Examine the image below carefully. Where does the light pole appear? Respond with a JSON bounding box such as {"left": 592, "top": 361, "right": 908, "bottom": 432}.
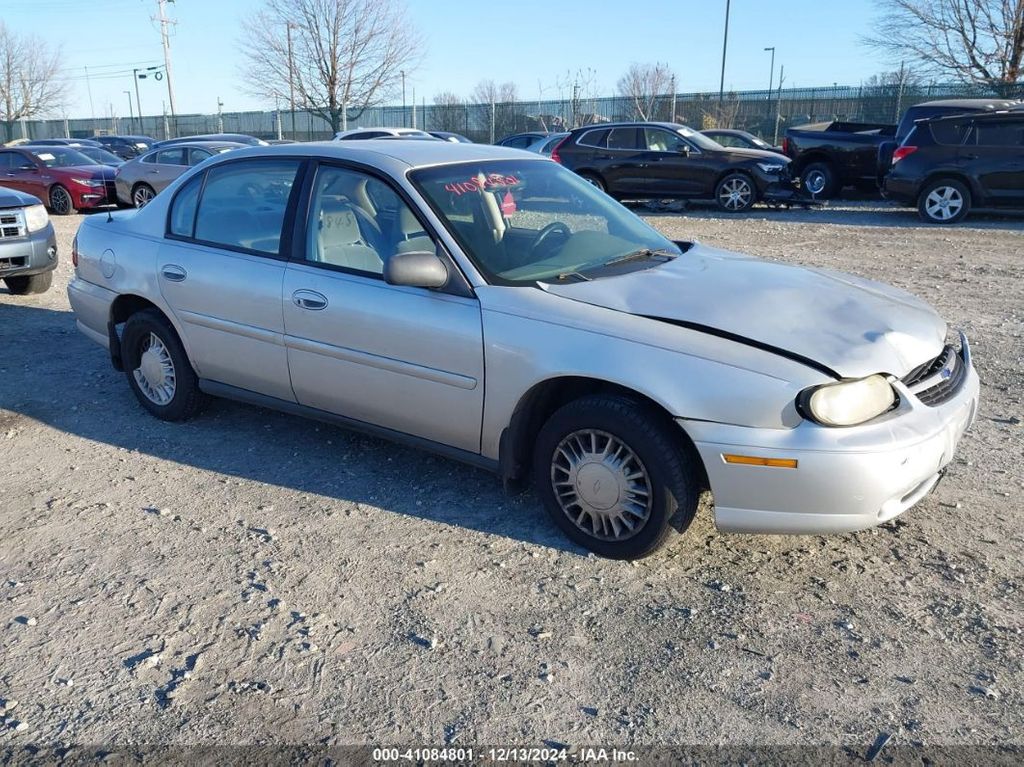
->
{"left": 124, "top": 91, "right": 135, "bottom": 134}
{"left": 718, "top": 0, "right": 731, "bottom": 107}
{"left": 764, "top": 47, "right": 776, "bottom": 97}
{"left": 217, "top": 97, "right": 224, "bottom": 133}
{"left": 401, "top": 70, "right": 407, "bottom": 127}
{"left": 286, "top": 22, "right": 297, "bottom": 138}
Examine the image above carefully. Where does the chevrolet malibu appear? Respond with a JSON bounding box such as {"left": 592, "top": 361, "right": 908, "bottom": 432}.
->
{"left": 67, "top": 142, "right": 979, "bottom": 559}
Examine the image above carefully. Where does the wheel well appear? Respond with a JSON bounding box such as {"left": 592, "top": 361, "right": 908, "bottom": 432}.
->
{"left": 499, "top": 376, "right": 709, "bottom": 492}
{"left": 793, "top": 153, "right": 833, "bottom": 174}
{"left": 107, "top": 294, "right": 166, "bottom": 371}
{"left": 715, "top": 168, "right": 755, "bottom": 189}
{"left": 920, "top": 172, "right": 975, "bottom": 203}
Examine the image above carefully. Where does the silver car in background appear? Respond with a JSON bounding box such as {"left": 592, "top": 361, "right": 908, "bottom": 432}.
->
{"left": 114, "top": 141, "right": 243, "bottom": 208}
{"left": 68, "top": 142, "right": 979, "bottom": 559}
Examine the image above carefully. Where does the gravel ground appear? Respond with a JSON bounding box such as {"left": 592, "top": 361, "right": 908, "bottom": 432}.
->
{"left": 1, "top": 199, "right": 1022, "bottom": 761}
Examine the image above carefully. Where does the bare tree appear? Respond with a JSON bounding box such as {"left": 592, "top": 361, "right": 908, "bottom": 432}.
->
{"left": 431, "top": 91, "right": 465, "bottom": 133}
{"left": 239, "top": 0, "right": 422, "bottom": 133}
{"left": 471, "top": 80, "right": 520, "bottom": 141}
{"left": 865, "top": 1, "right": 1024, "bottom": 95}
{"left": 0, "top": 22, "right": 66, "bottom": 142}
{"left": 616, "top": 62, "right": 676, "bottom": 121}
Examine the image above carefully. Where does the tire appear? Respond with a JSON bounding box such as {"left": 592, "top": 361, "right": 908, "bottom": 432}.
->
{"left": 132, "top": 183, "right": 156, "bottom": 209}
{"left": 121, "top": 309, "right": 204, "bottom": 421}
{"left": 917, "top": 178, "right": 970, "bottom": 224}
{"left": 532, "top": 394, "right": 701, "bottom": 560}
{"left": 577, "top": 172, "right": 606, "bottom": 193}
{"left": 48, "top": 184, "right": 75, "bottom": 215}
{"left": 4, "top": 271, "right": 52, "bottom": 295}
{"left": 715, "top": 172, "right": 756, "bottom": 212}
{"left": 800, "top": 162, "right": 838, "bottom": 199}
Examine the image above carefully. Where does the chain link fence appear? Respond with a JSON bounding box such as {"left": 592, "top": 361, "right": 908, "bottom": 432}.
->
{"left": 8, "top": 82, "right": 1023, "bottom": 145}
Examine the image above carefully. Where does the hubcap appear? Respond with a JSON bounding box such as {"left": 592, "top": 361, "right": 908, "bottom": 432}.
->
{"left": 925, "top": 186, "right": 963, "bottom": 221}
{"left": 132, "top": 332, "right": 176, "bottom": 405}
{"left": 51, "top": 187, "right": 71, "bottom": 214}
{"left": 718, "top": 178, "right": 752, "bottom": 210}
{"left": 804, "top": 170, "right": 826, "bottom": 195}
{"left": 134, "top": 186, "right": 154, "bottom": 207}
{"left": 550, "top": 429, "right": 652, "bottom": 541}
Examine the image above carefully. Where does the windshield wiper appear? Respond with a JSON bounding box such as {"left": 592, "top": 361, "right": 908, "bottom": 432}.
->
{"left": 602, "top": 248, "right": 678, "bottom": 267}
{"left": 552, "top": 271, "right": 592, "bottom": 282}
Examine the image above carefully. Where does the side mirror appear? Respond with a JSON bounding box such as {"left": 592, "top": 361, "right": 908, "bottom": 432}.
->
{"left": 678, "top": 145, "right": 691, "bottom": 156}
{"left": 384, "top": 249, "right": 448, "bottom": 289}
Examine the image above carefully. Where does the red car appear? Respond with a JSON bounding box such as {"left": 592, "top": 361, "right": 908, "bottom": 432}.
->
{"left": 0, "top": 145, "right": 116, "bottom": 215}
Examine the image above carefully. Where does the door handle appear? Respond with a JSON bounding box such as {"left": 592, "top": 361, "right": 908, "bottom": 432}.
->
{"left": 292, "top": 289, "right": 328, "bottom": 310}
{"left": 160, "top": 264, "right": 187, "bottom": 282}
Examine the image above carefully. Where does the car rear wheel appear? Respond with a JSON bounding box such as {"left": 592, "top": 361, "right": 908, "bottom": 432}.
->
{"left": 917, "top": 179, "right": 970, "bottom": 224}
{"left": 48, "top": 185, "right": 75, "bottom": 215}
{"left": 800, "top": 162, "right": 837, "bottom": 198}
{"left": 132, "top": 183, "right": 156, "bottom": 208}
{"left": 121, "top": 309, "right": 204, "bottom": 421}
{"left": 578, "top": 172, "right": 606, "bottom": 193}
{"left": 715, "top": 173, "right": 756, "bottom": 212}
{"left": 3, "top": 271, "right": 52, "bottom": 295}
{"left": 533, "top": 394, "right": 700, "bottom": 560}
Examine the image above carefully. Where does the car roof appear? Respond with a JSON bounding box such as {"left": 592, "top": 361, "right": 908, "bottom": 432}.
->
{"left": 568, "top": 121, "right": 680, "bottom": 133}
{"left": 148, "top": 141, "right": 246, "bottom": 151}
{"left": 913, "top": 98, "right": 1022, "bottom": 110}
{"left": 921, "top": 108, "right": 1024, "bottom": 124}
{"left": 205, "top": 140, "right": 547, "bottom": 171}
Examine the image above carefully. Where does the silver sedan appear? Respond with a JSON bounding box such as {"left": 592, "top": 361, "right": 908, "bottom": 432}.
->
{"left": 114, "top": 141, "right": 243, "bottom": 208}
{"left": 68, "top": 142, "right": 978, "bottom": 559}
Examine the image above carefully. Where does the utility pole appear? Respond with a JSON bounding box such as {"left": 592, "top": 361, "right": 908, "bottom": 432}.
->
{"left": 124, "top": 91, "right": 135, "bottom": 133}
{"left": 764, "top": 47, "right": 775, "bottom": 98}
{"left": 217, "top": 97, "right": 224, "bottom": 133}
{"left": 411, "top": 86, "right": 416, "bottom": 129}
{"left": 133, "top": 69, "right": 144, "bottom": 133}
{"left": 286, "top": 23, "right": 297, "bottom": 138}
{"left": 774, "top": 65, "right": 785, "bottom": 146}
{"left": 670, "top": 74, "right": 677, "bottom": 122}
{"left": 156, "top": 0, "right": 177, "bottom": 134}
{"left": 718, "top": 0, "right": 731, "bottom": 107}
{"left": 401, "top": 70, "right": 407, "bottom": 127}
{"left": 489, "top": 94, "right": 495, "bottom": 143}
{"left": 84, "top": 66, "right": 95, "bottom": 120}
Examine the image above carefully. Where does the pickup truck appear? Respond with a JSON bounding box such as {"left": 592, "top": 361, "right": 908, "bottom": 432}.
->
{"left": 783, "top": 98, "right": 1022, "bottom": 198}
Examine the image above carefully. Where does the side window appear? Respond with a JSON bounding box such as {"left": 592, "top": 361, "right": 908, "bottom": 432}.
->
{"left": 193, "top": 159, "right": 300, "bottom": 256}
{"left": 188, "top": 148, "right": 212, "bottom": 166}
{"left": 606, "top": 127, "right": 638, "bottom": 150}
{"left": 155, "top": 148, "right": 187, "bottom": 165}
{"left": 0, "top": 152, "right": 15, "bottom": 170}
{"left": 577, "top": 129, "right": 609, "bottom": 148}
{"left": 305, "top": 166, "right": 431, "bottom": 276}
{"left": 930, "top": 120, "right": 971, "bottom": 145}
{"left": 168, "top": 173, "right": 203, "bottom": 237}
{"left": 141, "top": 152, "right": 158, "bottom": 164}
{"left": 643, "top": 128, "right": 687, "bottom": 152}
{"left": 972, "top": 121, "right": 1024, "bottom": 147}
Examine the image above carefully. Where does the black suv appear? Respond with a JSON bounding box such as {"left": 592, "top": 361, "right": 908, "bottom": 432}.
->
{"left": 91, "top": 135, "right": 156, "bottom": 160}
{"left": 553, "top": 122, "right": 794, "bottom": 211}
{"left": 883, "top": 109, "right": 1024, "bottom": 223}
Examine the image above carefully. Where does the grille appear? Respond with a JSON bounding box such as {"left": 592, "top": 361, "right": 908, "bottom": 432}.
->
{"left": 0, "top": 210, "right": 26, "bottom": 240}
{"left": 903, "top": 345, "right": 967, "bottom": 407}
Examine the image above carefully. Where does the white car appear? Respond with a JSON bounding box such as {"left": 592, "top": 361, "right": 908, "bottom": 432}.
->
{"left": 333, "top": 127, "right": 437, "bottom": 141}
{"left": 67, "top": 142, "right": 979, "bottom": 559}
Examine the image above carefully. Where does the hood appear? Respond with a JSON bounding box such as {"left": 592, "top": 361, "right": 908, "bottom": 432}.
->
{"left": 0, "top": 188, "right": 40, "bottom": 208}
{"left": 543, "top": 242, "right": 945, "bottom": 379}
{"left": 57, "top": 165, "right": 116, "bottom": 180}
{"left": 714, "top": 147, "right": 790, "bottom": 163}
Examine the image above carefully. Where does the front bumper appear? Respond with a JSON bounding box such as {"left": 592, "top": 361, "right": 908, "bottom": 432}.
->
{"left": 682, "top": 340, "right": 980, "bottom": 534}
{"left": 0, "top": 222, "right": 57, "bottom": 280}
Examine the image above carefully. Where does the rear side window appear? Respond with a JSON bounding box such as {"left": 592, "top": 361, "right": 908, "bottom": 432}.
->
{"left": 577, "top": 128, "right": 609, "bottom": 148}
{"left": 929, "top": 119, "right": 971, "bottom": 145}
{"left": 191, "top": 159, "right": 301, "bottom": 256}
{"left": 607, "top": 127, "right": 638, "bottom": 150}
{"left": 155, "top": 148, "right": 187, "bottom": 165}
{"left": 972, "top": 121, "right": 1024, "bottom": 146}
{"left": 169, "top": 174, "right": 202, "bottom": 237}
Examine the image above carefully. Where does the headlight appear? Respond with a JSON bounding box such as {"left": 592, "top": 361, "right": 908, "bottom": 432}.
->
{"left": 23, "top": 204, "right": 49, "bottom": 233}
{"left": 756, "top": 162, "right": 786, "bottom": 174}
{"left": 71, "top": 178, "right": 105, "bottom": 188}
{"left": 798, "top": 374, "right": 896, "bottom": 427}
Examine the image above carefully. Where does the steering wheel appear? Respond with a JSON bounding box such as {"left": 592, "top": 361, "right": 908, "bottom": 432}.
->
{"left": 530, "top": 222, "right": 572, "bottom": 259}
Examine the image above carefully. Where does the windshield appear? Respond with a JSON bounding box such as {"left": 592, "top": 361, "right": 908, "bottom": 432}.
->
{"left": 79, "top": 147, "right": 123, "bottom": 164}
{"left": 27, "top": 147, "right": 96, "bottom": 167}
{"left": 410, "top": 160, "right": 682, "bottom": 284}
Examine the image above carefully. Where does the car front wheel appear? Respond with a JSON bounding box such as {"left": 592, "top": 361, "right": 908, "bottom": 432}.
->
{"left": 121, "top": 309, "right": 204, "bottom": 421}
{"left": 715, "top": 173, "right": 756, "bottom": 212}
{"left": 4, "top": 271, "right": 52, "bottom": 295}
{"left": 533, "top": 394, "right": 700, "bottom": 559}
{"left": 917, "top": 178, "right": 970, "bottom": 224}
{"left": 48, "top": 184, "right": 75, "bottom": 215}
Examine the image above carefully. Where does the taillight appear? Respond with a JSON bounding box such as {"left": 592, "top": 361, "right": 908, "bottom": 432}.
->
{"left": 550, "top": 137, "right": 569, "bottom": 164}
{"left": 72, "top": 236, "right": 79, "bottom": 268}
{"left": 782, "top": 137, "right": 789, "bottom": 155}
{"left": 892, "top": 146, "right": 918, "bottom": 165}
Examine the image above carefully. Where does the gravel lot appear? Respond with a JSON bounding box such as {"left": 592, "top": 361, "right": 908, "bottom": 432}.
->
{"left": 1, "top": 199, "right": 1022, "bottom": 760}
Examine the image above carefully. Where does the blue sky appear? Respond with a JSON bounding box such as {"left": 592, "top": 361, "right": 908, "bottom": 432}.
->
{"left": 5, "top": 0, "right": 893, "bottom": 119}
